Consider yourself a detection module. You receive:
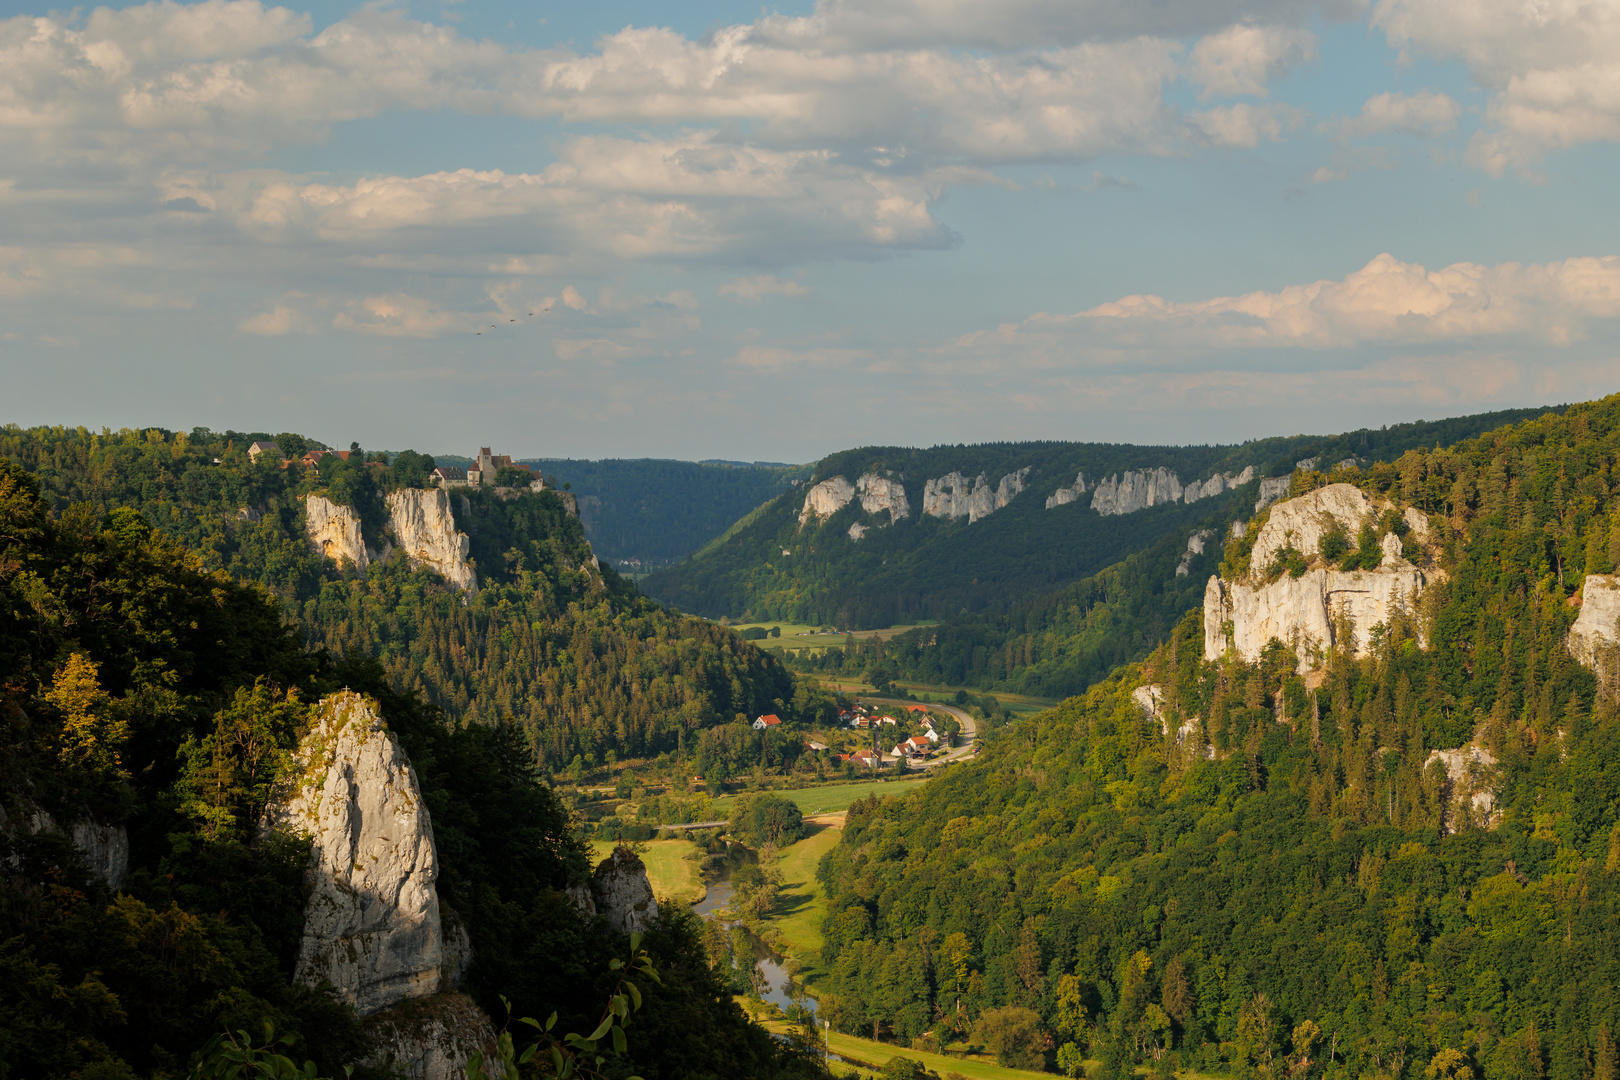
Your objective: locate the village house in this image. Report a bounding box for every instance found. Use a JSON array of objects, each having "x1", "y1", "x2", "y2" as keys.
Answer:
[
  {"x1": 923, "y1": 727, "x2": 941, "y2": 744},
  {"x1": 901, "y1": 735, "x2": 932, "y2": 756},
  {"x1": 805, "y1": 740, "x2": 828, "y2": 752},
  {"x1": 247, "y1": 440, "x2": 282, "y2": 464},
  {"x1": 877, "y1": 715, "x2": 897, "y2": 727},
  {"x1": 753, "y1": 714, "x2": 782, "y2": 730}
]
